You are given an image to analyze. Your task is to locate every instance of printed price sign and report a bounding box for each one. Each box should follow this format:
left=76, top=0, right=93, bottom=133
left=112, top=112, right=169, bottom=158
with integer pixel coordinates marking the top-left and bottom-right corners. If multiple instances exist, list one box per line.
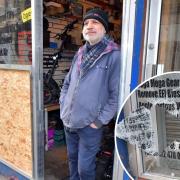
left=138, top=77, right=180, bottom=117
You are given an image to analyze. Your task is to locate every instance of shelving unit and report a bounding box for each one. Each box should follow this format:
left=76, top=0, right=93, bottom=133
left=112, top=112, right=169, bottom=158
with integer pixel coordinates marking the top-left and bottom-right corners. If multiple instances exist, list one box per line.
left=44, top=104, right=60, bottom=151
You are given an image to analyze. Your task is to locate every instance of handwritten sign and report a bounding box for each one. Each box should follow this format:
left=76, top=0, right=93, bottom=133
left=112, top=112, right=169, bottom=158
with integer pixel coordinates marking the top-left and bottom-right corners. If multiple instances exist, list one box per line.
left=116, top=107, right=156, bottom=154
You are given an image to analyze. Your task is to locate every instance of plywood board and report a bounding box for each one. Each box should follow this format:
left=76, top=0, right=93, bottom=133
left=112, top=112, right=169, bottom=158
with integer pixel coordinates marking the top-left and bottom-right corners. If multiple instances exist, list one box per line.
left=0, top=69, right=32, bottom=177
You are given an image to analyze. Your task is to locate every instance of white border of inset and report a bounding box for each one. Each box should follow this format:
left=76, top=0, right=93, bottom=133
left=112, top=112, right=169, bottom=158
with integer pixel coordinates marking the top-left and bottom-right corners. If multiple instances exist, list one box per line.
left=115, top=71, right=180, bottom=180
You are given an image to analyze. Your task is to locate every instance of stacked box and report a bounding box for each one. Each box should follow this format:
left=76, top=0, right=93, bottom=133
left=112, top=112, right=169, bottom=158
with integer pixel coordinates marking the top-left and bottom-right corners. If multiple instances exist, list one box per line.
left=48, top=128, right=55, bottom=149
left=54, top=129, right=65, bottom=146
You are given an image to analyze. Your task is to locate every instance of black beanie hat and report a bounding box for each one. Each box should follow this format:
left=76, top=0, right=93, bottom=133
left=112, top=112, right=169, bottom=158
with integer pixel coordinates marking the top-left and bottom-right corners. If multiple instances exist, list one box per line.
left=83, top=8, right=109, bottom=32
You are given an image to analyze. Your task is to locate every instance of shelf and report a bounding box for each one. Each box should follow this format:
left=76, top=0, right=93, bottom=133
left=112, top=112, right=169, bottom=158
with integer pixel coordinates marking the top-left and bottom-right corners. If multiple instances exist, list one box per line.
left=44, top=103, right=60, bottom=151
left=80, top=0, right=122, bottom=11
left=45, top=103, right=60, bottom=111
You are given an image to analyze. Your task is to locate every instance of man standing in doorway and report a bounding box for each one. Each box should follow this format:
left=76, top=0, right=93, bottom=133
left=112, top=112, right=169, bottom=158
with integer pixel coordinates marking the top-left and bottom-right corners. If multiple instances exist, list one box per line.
left=60, top=8, right=120, bottom=180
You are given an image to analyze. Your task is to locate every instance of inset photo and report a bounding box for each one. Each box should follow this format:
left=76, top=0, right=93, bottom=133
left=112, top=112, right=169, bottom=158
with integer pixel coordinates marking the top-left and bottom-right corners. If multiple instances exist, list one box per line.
left=115, top=72, right=180, bottom=180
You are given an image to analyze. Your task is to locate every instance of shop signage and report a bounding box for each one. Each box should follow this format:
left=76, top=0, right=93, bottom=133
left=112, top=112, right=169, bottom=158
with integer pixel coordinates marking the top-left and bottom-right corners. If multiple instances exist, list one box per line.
left=21, top=7, right=32, bottom=23
left=116, top=74, right=180, bottom=157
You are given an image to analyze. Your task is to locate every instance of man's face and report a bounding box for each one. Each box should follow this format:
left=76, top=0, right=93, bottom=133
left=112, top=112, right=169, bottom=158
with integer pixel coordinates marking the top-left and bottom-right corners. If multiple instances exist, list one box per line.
left=82, top=19, right=106, bottom=45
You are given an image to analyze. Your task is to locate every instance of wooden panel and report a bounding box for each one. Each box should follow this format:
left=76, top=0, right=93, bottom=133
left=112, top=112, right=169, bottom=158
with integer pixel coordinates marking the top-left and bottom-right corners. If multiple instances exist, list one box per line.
left=0, top=69, right=32, bottom=177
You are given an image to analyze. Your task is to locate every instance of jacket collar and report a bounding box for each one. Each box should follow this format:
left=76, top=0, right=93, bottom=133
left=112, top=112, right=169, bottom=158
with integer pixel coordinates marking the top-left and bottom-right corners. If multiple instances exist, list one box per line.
left=77, top=40, right=119, bottom=57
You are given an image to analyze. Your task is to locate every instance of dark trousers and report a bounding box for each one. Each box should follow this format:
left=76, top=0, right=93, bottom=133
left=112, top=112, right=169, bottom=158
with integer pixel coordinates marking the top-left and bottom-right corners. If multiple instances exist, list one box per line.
left=64, top=125, right=103, bottom=180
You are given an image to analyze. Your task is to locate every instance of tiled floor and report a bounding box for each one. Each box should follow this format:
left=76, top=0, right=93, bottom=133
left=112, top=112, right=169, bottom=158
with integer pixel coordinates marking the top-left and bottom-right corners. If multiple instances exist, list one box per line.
left=0, top=146, right=68, bottom=180
left=45, top=145, right=69, bottom=180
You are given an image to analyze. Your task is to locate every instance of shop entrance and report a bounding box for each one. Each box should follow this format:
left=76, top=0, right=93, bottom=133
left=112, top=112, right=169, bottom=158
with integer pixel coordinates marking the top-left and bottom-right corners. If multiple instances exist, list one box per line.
left=42, top=0, right=122, bottom=179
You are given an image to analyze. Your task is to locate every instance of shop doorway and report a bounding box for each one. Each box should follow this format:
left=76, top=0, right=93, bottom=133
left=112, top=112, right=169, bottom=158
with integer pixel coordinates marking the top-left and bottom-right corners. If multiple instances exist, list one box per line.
left=43, top=0, right=122, bottom=179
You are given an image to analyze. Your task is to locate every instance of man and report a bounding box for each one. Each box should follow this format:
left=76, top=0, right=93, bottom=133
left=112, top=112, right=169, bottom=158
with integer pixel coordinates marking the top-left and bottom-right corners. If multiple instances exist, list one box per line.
left=60, top=8, right=120, bottom=180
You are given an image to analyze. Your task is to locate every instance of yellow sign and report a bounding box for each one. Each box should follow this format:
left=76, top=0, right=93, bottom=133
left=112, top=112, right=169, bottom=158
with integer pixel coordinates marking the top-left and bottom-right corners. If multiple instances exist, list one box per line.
left=21, top=7, right=32, bottom=23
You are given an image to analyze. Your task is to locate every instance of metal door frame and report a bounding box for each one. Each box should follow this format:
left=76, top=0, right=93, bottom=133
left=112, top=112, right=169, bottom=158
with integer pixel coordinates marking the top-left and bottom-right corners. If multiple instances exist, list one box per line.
left=31, top=0, right=44, bottom=179
left=143, top=0, right=163, bottom=80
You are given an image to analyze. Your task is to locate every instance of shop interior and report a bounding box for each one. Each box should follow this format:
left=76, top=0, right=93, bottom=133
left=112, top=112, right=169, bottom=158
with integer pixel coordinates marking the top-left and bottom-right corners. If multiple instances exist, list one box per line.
left=43, top=0, right=122, bottom=179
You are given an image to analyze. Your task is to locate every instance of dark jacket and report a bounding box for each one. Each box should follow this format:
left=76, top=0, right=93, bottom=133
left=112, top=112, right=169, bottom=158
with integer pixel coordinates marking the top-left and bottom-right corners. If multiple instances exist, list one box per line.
left=60, top=40, right=120, bottom=128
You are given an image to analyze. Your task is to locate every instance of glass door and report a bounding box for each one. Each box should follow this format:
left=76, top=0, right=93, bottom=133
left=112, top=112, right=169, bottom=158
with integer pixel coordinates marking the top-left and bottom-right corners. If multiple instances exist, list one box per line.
left=137, top=0, right=180, bottom=178
left=157, top=0, right=180, bottom=71
left=143, top=0, right=180, bottom=80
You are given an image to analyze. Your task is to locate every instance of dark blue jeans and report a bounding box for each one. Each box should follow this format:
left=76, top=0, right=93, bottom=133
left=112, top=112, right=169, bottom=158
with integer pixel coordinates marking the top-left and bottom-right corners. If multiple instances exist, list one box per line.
left=64, top=125, right=103, bottom=180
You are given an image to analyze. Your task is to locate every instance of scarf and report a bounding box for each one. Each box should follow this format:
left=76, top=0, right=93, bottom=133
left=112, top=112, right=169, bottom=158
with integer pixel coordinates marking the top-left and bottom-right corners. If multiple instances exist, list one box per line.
left=79, top=35, right=110, bottom=76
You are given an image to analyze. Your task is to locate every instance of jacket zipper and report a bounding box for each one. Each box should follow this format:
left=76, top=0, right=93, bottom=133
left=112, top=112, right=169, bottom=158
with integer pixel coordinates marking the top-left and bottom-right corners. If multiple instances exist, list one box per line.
left=68, top=72, right=82, bottom=124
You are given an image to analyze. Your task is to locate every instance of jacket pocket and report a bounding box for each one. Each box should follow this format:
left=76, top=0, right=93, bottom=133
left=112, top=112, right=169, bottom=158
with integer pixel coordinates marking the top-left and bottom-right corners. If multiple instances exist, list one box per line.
left=97, top=104, right=102, bottom=116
